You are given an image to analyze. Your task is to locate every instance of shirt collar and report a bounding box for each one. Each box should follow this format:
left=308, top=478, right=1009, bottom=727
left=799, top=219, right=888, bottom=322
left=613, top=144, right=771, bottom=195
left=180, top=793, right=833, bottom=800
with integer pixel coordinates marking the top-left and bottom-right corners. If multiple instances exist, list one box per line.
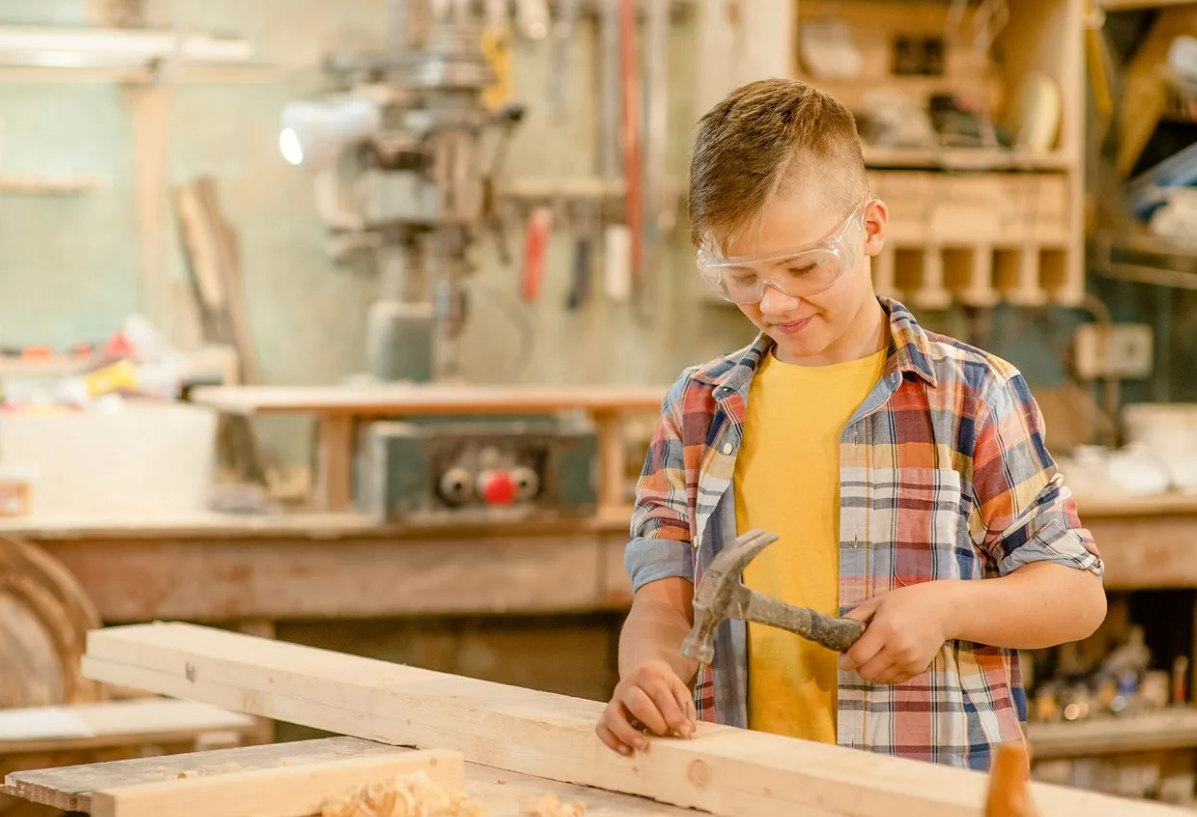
left=692, top=296, right=939, bottom=397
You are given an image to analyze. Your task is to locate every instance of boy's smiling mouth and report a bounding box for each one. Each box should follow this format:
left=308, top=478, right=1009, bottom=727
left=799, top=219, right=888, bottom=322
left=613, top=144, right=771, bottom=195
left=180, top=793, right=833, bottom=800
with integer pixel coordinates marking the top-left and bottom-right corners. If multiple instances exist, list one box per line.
left=768, top=315, right=814, bottom=335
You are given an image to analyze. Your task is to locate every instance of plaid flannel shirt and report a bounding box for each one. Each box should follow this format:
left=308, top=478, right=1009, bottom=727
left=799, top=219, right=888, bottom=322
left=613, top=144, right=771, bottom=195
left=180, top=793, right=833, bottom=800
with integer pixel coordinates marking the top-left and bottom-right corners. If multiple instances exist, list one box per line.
left=625, top=296, right=1102, bottom=771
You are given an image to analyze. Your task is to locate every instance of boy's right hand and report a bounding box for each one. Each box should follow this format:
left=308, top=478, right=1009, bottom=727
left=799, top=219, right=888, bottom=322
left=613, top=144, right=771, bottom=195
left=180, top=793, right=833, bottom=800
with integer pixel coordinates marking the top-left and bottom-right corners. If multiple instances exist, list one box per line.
left=596, top=660, right=697, bottom=755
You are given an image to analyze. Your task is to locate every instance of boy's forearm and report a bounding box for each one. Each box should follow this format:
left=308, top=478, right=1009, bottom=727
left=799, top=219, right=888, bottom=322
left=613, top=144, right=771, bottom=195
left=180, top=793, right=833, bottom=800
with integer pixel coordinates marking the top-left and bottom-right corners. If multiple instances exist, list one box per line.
left=943, top=561, right=1106, bottom=650
left=618, top=595, right=700, bottom=684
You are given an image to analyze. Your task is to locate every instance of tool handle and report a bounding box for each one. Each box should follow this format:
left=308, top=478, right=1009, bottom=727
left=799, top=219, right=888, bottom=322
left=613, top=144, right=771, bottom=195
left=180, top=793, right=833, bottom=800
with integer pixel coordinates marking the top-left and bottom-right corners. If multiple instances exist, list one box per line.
left=566, top=235, right=591, bottom=310
left=805, top=612, right=867, bottom=653
left=744, top=596, right=866, bottom=653
left=521, top=207, right=551, bottom=302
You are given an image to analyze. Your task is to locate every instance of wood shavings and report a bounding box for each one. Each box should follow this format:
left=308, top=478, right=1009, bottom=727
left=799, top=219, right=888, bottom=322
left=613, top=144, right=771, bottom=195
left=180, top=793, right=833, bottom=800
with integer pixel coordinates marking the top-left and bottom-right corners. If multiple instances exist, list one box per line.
left=173, top=770, right=198, bottom=779
left=521, top=793, right=585, bottom=817
left=320, top=769, right=482, bottom=817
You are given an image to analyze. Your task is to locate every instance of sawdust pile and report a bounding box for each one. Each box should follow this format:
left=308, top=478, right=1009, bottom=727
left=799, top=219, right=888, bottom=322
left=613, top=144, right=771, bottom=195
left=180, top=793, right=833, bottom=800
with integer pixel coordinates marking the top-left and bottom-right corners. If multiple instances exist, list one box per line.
left=521, top=793, right=585, bottom=817
left=320, top=770, right=482, bottom=817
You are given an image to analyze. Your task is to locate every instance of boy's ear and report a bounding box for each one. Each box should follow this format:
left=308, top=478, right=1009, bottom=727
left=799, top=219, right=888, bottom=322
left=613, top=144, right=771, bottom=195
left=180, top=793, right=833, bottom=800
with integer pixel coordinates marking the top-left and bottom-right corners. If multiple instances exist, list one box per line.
left=863, top=199, right=888, bottom=257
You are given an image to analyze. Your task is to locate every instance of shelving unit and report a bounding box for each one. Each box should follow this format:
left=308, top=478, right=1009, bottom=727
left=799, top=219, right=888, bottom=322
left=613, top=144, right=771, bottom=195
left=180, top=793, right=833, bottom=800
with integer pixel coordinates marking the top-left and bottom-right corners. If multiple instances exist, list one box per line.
left=793, top=0, right=1087, bottom=308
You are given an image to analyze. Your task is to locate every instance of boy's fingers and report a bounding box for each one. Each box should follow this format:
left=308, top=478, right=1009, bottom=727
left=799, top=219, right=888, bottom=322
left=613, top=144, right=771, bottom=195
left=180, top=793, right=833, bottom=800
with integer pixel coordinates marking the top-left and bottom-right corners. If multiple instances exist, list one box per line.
left=673, top=680, right=697, bottom=732
left=643, top=677, right=690, bottom=736
left=604, top=704, right=648, bottom=751
left=596, top=720, right=631, bottom=755
left=624, top=686, right=670, bottom=736
left=840, top=628, right=884, bottom=671
left=854, top=649, right=898, bottom=683
left=844, top=595, right=882, bottom=624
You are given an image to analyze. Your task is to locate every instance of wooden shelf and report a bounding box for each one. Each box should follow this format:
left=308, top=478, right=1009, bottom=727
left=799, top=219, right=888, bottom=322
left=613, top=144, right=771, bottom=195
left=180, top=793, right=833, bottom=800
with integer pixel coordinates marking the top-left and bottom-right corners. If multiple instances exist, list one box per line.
left=0, top=175, right=104, bottom=194
left=0, top=64, right=281, bottom=84
left=863, top=145, right=1075, bottom=171
left=1029, top=709, right=1197, bottom=759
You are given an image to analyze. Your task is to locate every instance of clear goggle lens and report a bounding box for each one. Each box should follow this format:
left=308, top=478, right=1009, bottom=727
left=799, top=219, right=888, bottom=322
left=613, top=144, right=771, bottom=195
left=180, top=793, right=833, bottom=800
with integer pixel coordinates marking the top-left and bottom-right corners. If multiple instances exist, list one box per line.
left=696, top=196, right=871, bottom=305
left=698, top=245, right=854, bottom=305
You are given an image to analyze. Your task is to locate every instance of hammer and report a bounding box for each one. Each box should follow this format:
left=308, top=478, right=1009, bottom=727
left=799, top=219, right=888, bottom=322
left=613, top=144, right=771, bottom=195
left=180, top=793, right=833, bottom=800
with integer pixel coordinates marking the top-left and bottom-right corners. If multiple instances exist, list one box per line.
left=680, top=529, right=867, bottom=664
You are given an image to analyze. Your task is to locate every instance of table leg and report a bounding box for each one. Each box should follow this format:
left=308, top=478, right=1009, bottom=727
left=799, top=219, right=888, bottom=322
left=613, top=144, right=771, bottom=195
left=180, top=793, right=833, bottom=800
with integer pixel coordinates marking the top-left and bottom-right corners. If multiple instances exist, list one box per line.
left=315, top=415, right=354, bottom=511
left=593, top=412, right=625, bottom=514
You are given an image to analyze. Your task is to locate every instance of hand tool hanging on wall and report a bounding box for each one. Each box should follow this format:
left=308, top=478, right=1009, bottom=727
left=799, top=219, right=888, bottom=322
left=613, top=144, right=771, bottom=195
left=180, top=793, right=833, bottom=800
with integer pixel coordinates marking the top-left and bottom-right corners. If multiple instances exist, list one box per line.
left=521, top=205, right=552, bottom=302
left=598, top=0, right=628, bottom=304
left=566, top=199, right=594, bottom=310
left=548, top=0, right=579, bottom=122
left=640, top=0, right=670, bottom=319
left=481, top=0, right=514, bottom=112
left=618, top=0, right=643, bottom=292
left=516, top=0, right=550, bottom=41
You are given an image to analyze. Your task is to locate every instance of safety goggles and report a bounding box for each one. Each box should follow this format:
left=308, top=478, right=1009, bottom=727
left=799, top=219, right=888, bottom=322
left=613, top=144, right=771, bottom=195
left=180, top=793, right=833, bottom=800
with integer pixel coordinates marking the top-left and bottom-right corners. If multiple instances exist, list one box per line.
left=696, top=195, right=873, bottom=305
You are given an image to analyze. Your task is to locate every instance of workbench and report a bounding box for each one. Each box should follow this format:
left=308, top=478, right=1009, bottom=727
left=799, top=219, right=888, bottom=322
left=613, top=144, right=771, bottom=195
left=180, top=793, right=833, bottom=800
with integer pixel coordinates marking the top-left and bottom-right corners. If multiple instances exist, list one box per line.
left=2, top=493, right=1194, bottom=625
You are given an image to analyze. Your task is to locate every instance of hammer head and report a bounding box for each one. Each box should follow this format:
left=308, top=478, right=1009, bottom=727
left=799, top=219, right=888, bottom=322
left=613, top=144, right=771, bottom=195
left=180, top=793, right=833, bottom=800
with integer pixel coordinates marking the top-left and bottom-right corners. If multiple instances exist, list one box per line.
left=680, top=529, right=778, bottom=664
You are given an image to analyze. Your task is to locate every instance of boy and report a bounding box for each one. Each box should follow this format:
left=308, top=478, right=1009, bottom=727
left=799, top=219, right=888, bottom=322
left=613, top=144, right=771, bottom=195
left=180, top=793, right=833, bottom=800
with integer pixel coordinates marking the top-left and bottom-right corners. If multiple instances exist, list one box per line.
left=595, top=78, right=1106, bottom=771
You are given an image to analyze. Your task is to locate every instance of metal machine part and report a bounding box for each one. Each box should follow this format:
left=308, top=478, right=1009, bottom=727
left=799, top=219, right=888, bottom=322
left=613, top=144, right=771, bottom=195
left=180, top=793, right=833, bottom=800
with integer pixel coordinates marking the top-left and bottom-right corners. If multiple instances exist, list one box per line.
left=301, top=0, right=518, bottom=383
left=355, top=418, right=598, bottom=524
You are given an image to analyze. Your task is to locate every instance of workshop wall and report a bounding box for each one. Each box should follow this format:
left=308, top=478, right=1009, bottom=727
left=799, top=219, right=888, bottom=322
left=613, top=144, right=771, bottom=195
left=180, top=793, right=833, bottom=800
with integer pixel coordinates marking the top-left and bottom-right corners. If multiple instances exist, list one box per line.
left=5, top=0, right=1180, bottom=467
left=0, top=0, right=757, bottom=466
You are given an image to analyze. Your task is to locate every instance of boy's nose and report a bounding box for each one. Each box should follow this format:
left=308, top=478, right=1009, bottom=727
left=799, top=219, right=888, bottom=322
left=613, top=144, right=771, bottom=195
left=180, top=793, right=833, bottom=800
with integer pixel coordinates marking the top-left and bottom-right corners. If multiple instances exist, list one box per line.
left=758, top=283, right=801, bottom=315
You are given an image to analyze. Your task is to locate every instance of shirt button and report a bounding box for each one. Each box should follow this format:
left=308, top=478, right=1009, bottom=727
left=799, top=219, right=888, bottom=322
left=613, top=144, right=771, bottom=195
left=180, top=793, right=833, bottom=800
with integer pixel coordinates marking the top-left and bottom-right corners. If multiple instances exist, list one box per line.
left=722, top=442, right=733, bottom=454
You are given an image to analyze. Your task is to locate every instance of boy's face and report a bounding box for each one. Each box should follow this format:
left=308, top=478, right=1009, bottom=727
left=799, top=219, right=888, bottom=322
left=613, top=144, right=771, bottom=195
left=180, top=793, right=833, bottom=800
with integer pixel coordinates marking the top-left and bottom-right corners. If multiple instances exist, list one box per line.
left=720, top=186, right=888, bottom=366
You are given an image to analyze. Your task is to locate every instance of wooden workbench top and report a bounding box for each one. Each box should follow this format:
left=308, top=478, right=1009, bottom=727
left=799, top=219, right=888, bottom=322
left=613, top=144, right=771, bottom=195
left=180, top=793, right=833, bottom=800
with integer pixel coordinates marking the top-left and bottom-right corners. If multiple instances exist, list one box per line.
left=1, top=491, right=1193, bottom=540
left=0, top=507, right=634, bottom=541
left=188, top=383, right=668, bottom=417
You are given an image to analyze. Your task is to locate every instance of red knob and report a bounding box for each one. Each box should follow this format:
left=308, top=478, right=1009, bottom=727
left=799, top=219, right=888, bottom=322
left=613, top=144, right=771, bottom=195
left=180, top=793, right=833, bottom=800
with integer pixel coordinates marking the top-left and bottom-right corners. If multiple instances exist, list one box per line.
left=480, top=470, right=516, bottom=505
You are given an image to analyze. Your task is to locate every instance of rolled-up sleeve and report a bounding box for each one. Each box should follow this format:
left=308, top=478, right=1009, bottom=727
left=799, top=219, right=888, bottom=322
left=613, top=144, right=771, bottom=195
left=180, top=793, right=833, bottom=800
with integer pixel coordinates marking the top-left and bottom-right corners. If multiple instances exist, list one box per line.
left=625, top=370, right=696, bottom=593
left=970, top=370, right=1103, bottom=578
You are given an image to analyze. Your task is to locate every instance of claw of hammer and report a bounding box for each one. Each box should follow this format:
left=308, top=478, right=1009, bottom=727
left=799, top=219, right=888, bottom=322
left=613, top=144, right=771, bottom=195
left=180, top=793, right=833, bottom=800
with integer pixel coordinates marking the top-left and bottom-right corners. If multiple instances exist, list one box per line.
left=681, top=529, right=866, bottom=665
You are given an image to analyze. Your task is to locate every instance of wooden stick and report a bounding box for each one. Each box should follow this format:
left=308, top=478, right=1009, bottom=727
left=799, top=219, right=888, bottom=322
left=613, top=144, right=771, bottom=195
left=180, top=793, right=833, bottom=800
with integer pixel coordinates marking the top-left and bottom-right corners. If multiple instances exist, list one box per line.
left=80, top=623, right=1187, bottom=817
left=90, top=748, right=463, bottom=817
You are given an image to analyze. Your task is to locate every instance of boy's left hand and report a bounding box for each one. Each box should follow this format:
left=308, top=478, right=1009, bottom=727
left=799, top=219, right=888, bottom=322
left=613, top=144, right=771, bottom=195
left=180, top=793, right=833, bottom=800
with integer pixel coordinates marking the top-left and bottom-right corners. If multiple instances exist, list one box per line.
left=837, top=582, right=957, bottom=685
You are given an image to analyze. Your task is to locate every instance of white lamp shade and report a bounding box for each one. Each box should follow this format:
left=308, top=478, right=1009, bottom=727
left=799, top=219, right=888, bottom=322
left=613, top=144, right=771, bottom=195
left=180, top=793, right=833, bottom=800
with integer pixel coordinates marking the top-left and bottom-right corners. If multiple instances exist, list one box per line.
left=279, top=97, right=381, bottom=168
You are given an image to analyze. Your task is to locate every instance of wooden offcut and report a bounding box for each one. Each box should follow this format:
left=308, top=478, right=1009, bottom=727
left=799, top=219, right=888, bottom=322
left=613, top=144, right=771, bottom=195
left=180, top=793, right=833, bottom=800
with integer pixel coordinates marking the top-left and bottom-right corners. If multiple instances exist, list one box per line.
left=80, top=622, right=1186, bottom=817
left=89, top=747, right=463, bottom=817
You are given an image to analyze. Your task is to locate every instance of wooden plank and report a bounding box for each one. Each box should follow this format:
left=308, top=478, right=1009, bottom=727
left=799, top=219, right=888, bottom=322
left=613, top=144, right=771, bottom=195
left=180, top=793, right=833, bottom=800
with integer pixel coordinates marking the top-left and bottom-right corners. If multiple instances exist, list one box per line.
left=187, top=384, right=668, bottom=417
left=79, top=623, right=1186, bottom=817
left=39, top=535, right=613, bottom=622
left=4, top=737, right=400, bottom=812
left=0, top=699, right=254, bottom=755
left=3, top=737, right=696, bottom=817
left=89, top=748, right=463, bottom=817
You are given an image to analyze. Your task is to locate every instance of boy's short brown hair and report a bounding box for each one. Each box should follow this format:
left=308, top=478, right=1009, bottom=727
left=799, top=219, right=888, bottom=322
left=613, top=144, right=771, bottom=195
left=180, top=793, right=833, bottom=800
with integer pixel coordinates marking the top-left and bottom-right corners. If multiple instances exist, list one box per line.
left=688, top=78, right=869, bottom=251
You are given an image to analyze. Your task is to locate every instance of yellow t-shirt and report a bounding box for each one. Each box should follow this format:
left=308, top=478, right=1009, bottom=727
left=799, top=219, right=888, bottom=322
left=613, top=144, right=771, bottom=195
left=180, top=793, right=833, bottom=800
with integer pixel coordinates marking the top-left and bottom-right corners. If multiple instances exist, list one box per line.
left=733, top=346, right=887, bottom=742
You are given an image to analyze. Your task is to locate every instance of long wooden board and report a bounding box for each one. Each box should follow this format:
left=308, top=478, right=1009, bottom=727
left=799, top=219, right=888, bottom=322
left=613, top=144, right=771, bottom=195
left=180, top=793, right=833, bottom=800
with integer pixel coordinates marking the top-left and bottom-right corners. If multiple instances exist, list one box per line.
left=187, top=384, right=667, bottom=417
left=80, top=623, right=1184, bottom=817
left=90, top=747, right=462, bottom=817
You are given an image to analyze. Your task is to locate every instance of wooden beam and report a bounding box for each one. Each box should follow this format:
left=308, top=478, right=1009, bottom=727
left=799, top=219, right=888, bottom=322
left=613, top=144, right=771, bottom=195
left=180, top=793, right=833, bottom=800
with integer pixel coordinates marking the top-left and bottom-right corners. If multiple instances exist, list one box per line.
left=80, top=623, right=1186, bottom=817
left=4, top=737, right=408, bottom=812
left=3, top=736, right=698, bottom=817
left=90, top=747, right=463, bottom=817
